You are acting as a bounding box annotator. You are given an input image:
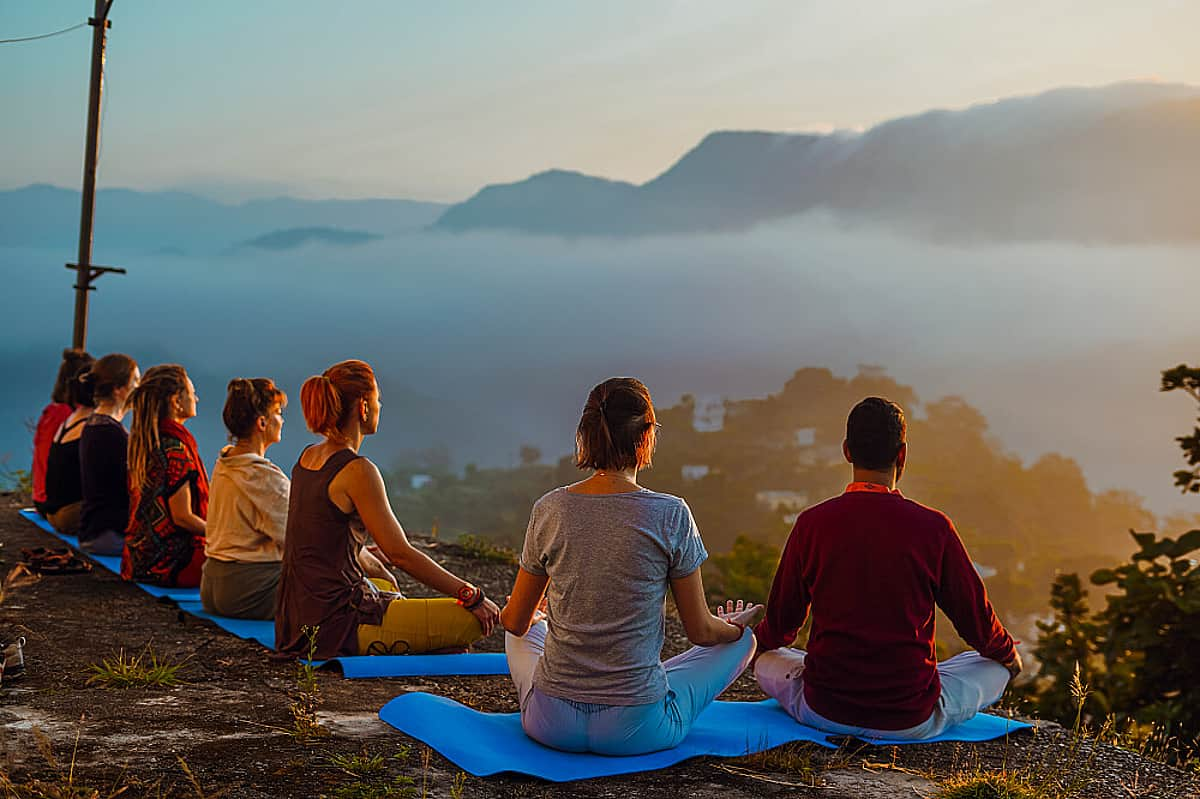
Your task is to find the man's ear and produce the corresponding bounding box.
[896,441,907,471]
[842,439,853,464]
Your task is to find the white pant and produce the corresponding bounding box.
[506,621,757,755]
[754,648,1010,740]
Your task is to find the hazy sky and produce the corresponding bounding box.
[5,1,1200,202]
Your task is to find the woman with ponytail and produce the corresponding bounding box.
[78,354,140,555]
[499,377,761,755]
[200,378,290,620]
[123,364,208,587]
[43,353,97,534]
[32,349,93,517]
[275,359,500,660]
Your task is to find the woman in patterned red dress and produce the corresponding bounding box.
[122,364,209,587]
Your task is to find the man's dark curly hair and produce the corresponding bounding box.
[846,397,906,471]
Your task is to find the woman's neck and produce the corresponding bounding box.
[230,436,267,458]
[94,400,125,421]
[580,466,641,492]
[328,428,364,453]
[595,466,638,483]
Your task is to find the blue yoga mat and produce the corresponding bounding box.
[174,599,276,648]
[19,509,202,602]
[20,508,509,677]
[157,602,508,676]
[379,693,1033,781]
[379,693,835,781]
[331,653,508,678]
[855,713,1032,745]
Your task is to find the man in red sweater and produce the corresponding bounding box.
[753,396,1021,738]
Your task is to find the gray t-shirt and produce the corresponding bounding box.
[521,486,708,705]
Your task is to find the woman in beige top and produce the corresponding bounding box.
[200,378,294,619]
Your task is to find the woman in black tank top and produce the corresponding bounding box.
[44,361,98,535]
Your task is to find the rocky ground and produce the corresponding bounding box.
[0,494,1195,798]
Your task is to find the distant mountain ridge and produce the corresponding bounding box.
[238,227,381,251]
[434,82,1200,242]
[0,186,445,256]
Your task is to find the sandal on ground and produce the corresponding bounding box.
[20,547,93,575]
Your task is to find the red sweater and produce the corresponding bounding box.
[753,486,1015,730]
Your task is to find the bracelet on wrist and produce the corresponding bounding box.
[456,584,486,610]
[464,588,486,611]
[728,620,746,639]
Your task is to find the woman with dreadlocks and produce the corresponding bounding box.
[122,364,209,587]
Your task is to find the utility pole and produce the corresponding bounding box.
[66,0,124,350]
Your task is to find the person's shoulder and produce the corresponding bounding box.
[531,486,569,512]
[85,415,125,434]
[340,452,377,479]
[160,432,187,452]
[896,495,956,532]
[259,455,289,479]
[799,492,850,521]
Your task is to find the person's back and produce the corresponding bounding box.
[205,449,288,561]
[43,411,90,531]
[79,415,129,550]
[43,357,97,534]
[32,349,92,516]
[501,377,760,757]
[122,365,208,587]
[275,446,378,655]
[77,353,140,556]
[32,402,72,515]
[753,397,1019,739]
[766,490,1012,730]
[275,360,498,660]
[201,378,290,620]
[524,486,702,704]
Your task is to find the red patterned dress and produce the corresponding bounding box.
[122,419,209,587]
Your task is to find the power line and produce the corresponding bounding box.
[0,21,87,45]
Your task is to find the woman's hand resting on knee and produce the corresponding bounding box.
[471,597,502,637]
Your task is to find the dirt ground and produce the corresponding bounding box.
[0,495,1196,798]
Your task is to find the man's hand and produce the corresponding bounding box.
[1001,650,1023,679]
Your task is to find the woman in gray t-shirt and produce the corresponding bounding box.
[500,377,762,755]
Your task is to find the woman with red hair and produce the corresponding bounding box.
[275,359,500,660]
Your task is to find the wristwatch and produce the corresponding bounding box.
[456,584,486,610]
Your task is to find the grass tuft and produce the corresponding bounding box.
[455,534,517,565]
[322,748,417,799]
[937,772,1039,799]
[86,645,185,689]
[290,626,326,741]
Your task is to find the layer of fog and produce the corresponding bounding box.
[1,215,1196,517]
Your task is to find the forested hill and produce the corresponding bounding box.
[385,365,1190,626]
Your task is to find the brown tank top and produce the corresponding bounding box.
[274,447,389,658]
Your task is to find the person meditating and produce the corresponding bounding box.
[123,365,208,587]
[78,353,140,556]
[32,349,93,519]
[501,377,761,756]
[274,359,500,660]
[42,353,97,535]
[753,397,1021,739]
[201,378,290,620]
